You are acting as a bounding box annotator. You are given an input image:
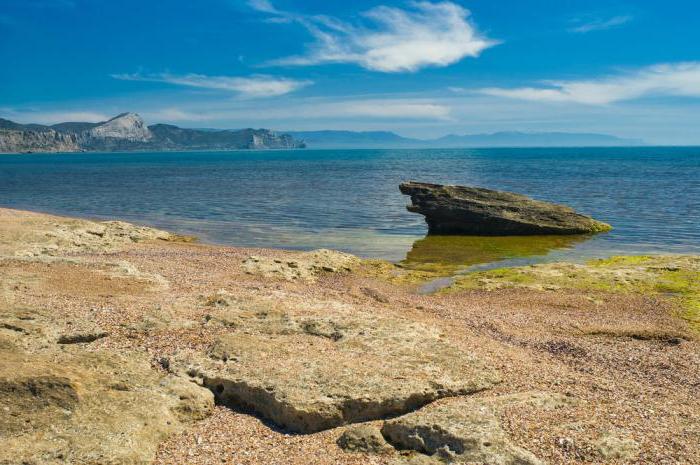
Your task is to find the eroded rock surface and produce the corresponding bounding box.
[337,425,392,453]
[0,208,190,257]
[400,181,611,235]
[0,344,214,465]
[175,298,499,433]
[381,395,554,465]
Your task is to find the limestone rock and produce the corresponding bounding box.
[0,208,183,257]
[594,434,640,461]
[175,300,499,433]
[400,181,612,235]
[87,112,152,142]
[0,128,80,153]
[381,398,543,465]
[0,346,214,465]
[337,425,392,453]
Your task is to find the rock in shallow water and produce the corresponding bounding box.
[400,181,612,236]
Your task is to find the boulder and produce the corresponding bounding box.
[400,181,611,235]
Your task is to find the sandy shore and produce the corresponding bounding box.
[1,207,698,465]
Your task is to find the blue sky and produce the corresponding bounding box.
[1,0,700,143]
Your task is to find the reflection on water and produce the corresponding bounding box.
[402,234,592,274]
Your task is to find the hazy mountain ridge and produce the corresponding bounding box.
[0,113,305,153]
[288,129,645,148]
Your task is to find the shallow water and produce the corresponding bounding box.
[1,147,698,267]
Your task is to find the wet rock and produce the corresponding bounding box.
[400,181,611,235]
[175,302,499,433]
[337,425,392,453]
[381,397,543,465]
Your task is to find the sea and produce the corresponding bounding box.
[1,147,698,270]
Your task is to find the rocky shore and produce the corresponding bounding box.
[1,208,698,465]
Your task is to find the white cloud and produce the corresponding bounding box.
[324,100,451,119]
[247,0,278,14]
[250,1,497,73]
[112,73,312,98]
[5,110,110,124]
[479,62,700,105]
[142,108,212,122]
[570,15,632,33]
[138,98,451,123]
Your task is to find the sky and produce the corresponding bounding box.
[1,0,700,144]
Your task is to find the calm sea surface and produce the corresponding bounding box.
[1,147,698,268]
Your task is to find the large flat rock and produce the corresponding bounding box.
[175,299,500,433]
[400,181,611,235]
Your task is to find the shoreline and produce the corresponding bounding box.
[1,207,699,464]
[4,144,700,156]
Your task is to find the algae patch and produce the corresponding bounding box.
[446,254,700,332]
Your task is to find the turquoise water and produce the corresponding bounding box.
[0,147,698,266]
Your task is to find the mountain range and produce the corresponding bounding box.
[287,130,645,149]
[0,112,645,154]
[0,113,305,153]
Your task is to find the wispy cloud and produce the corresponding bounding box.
[2,110,109,124]
[479,62,700,105]
[112,73,312,98]
[328,100,451,119]
[143,99,451,123]
[249,1,497,73]
[570,15,632,33]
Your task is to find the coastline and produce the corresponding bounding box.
[1,207,698,464]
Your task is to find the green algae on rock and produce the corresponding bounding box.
[445,254,700,333]
[401,234,590,274]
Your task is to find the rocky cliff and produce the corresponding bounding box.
[0,113,305,153]
[0,128,81,153]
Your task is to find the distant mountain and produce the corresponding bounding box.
[287,130,417,149]
[1,113,645,153]
[287,129,644,149]
[431,131,644,148]
[0,113,305,153]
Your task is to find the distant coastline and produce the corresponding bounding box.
[0,112,305,154]
[286,129,645,149]
[1,111,649,154]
